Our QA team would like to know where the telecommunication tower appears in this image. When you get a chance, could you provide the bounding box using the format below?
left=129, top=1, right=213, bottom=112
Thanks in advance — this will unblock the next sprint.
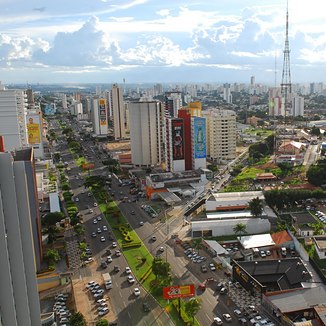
left=281, top=0, right=292, bottom=116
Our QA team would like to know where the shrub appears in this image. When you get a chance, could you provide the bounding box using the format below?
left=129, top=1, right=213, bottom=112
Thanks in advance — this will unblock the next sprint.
left=124, top=235, right=133, bottom=242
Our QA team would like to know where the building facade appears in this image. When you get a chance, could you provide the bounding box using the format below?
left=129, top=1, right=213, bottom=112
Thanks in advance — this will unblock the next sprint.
left=110, top=84, right=126, bottom=139
left=202, top=109, right=236, bottom=162
left=129, top=101, right=164, bottom=167
left=0, top=150, right=42, bottom=326
left=92, top=98, right=108, bottom=136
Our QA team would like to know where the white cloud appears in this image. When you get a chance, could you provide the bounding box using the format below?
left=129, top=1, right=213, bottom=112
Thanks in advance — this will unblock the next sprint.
left=231, top=51, right=260, bottom=58
left=156, top=9, right=170, bottom=17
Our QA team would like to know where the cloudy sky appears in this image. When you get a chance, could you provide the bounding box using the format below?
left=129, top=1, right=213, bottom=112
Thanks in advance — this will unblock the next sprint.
left=1, top=0, right=326, bottom=84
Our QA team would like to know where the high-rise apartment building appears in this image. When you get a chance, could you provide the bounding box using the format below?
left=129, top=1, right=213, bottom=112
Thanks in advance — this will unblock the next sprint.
left=202, top=109, right=236, bottom=162
left=129, top=101, right=164, bottom=167
left=291, top=96, right=304, bottom=117
left=164, top=91, right=182, bottom=117
left=223, top=83, right=232, bottom=104
left=91, top=98, right=108, bottom=136
left=110, top=84, right=126, bottom=139
left=62, top=94, right=68, bottom=109
left=26, top=109, right=44, bottom=159
left=26, top=88, right=35, bottom=109
left=0, top=82, right=28, bottom=151
left=0, top=148, right=42, bottom=326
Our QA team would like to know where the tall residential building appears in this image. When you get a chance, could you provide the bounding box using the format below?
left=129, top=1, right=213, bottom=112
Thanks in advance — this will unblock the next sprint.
left=164, top=91, right=182, bottom=117
left=91, top=98, right=108, bottom=136
left=62, top=94, right=68, bottom=109
left=129, top=101, right=164, bottom=166
left=202, top=109, right=236, bottom=162
left=223, top=83, right=232, bottom=104
left=110, top=84, right=126, bottom=139
left=26, top=88, right=35, bottom=109
left=292, top=96, right=304, bottom=117
left=268, top=87, right=285, bottom=116
left=0, top=82, right=28, bottom=151
left=0, top=149, right=42, bottom=326
left=26, top=109, right=44, bottom=159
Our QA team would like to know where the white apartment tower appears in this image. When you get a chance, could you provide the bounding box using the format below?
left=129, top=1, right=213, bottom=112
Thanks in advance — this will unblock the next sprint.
left=129, top=101, right=164, bottom=166
left=91, top=98, right=108, bottom=136
left=110, top=84, right=126, bottom=139
left=223, top=83, right=233, bottom=104
left=0, top=150, right=42, bottom=326
left=291, top=96, right=304, bottom=117
left=0, top=83, right=28, bottom=151
left=202, top=109, right=236, bottom=162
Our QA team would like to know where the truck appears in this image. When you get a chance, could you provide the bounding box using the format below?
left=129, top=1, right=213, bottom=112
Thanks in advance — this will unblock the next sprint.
left=102, top=273, right=112, bottom=290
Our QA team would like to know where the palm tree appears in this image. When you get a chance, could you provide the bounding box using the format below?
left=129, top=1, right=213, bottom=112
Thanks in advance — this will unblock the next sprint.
left=248, top=197, right=263, bottom=218
left=233, top=223, right=247, bottom=240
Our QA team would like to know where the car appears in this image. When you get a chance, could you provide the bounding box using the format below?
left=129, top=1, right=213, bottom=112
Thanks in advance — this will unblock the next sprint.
left=151, top=236, right=157, bottom=241
left=216, top=282, right=224, bottom=291
left=100, top=261, right=107, bottom=269
left=130, top=211, right=135, bottom=215
left=85, top=257, right=94, bottom=264
left=114, top=265, right=120, bottom=272
left=125, top=267, right=131, bottom=274
left=223, top=314, right=232, bottom=322
left=97, top=299, right=106, bottom=305
left=158, top=247, right=164, bottom=252
left=112, top=242, right=117, bottom=248
left=100, top=236, right=105, bottom=242
left=107, top=256, right=112, bottom=263
left=143, top=302, right=150, bottom=312
left=239, top=317, right=247, bottom=325
left=97, top=216, right=102, bottom=221
left=88, top=193, right=92, bottom=197
left=220, top=287, right=228, bottom=294
left=97, top=304, right=108, bottom=312
left=94, top=291, right=105, bottom=299
left=266, top=250, right=271, bottom=256
left=213, top=316, right=223, bottom=325
left=86, top=281, right=97, bottom=289
left=127, top=275, right=135, bottom=284
left=93, top=218, right=97, bottom=224
left=115, top=250, right=121, bottom=257
left=89, top=209, right=94, bottom=214
left=97, top=227, right=102, bottom=233
left=91, top=232, right=97, bottom=238
left=75, top=197, right=79, bottom=202
left=139, top=221, right=144, bottom=226
left=209, top=263, right=216, bottom=271
left=201, top=265, right=208, bottom=273
left=98, top=307, right=109, bottom=316
left=260, top=251, right=266, bottom=258
left=234, top=309, right=242, bottom=317
left=134, top=288, right=140, bottom=296
left=103, top=225, right=107, bottom=231
left=93, top=203, right=98, bottom=207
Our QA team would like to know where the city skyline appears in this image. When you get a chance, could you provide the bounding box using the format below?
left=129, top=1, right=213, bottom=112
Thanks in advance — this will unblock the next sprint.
left=1, top=0, right=326, bottom=84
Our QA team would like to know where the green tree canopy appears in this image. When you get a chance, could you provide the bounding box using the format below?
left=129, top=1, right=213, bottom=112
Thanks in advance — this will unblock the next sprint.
left=43, top=212, right=65, bottom=226
left=184, top=297, right=202, bottom=323
left=151, top=257, right=171, bottom=279
left=96, top=319, right=109, bottom=326
left=44, top=249, right=60, bottom=264
left=307, top=160, right=326, bottom=186
left=248, top=197, right=263, bottom=218
left=233, top=223, right=247, bottom=239
left=69, top=312, right=87, bottom=326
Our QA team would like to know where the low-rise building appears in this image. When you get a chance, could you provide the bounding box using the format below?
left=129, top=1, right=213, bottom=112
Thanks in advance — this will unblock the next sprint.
left=313, top=236, right=326, bottom=260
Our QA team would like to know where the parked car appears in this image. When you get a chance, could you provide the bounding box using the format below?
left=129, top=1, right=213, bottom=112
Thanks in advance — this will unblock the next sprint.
left=134, top=288, right=140, bottom=296
left=127, top=275, right=135, bottom=284
left=223, top=314, right=232, bottom=322
left=213, top=316, right=223, bottom=325
left=201, top=265, right=208, bottom=273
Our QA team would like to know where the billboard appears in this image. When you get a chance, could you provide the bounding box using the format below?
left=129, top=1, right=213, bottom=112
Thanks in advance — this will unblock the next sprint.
left=171, top=119, right=184, bottom=160
left=99, top=99, right=107, bottom=126
left=27, top=116, right=41, bottom=144
left=163, top=284, right=195, bottom=300
left=193, top=117, right=206, bottom=159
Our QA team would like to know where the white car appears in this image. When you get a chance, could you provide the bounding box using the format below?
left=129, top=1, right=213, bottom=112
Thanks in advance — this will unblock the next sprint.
left=98, top=307, right=109, bottom=316
left=88, top=193, right=92, bottom=197
left=96, top=299, right=106, bottom=305
left=125, top=267, right=131, bottom=274
left=158, top=247, right=164, bottom=252
left=213, top=317, right=223, bottom=325
left=112, top=242, right=117, bottom=248
left=115, top=250, right=121, bottom=257
left=86, top=281, right=96, bottom=289
left=139, top=221, right=144, bottom=226
left=93, top=218, right=97, bottom=224
left=103, top=225, right=107, bottom=231
left=134, top=288, right=140, bottom=296
left=97, top=216, right=102, bottom=221
left=107, top=256, right=112, bottom=263
left=127, top=275, right=135, bottom=284
left=234, top=309, right=242, bottom=317
left=223, top=314, right=232, bottom=322
left=75, top=197, right=79, bottom=202
left=100, top=236, right=105, bottom=242
left=209, top=263, right=216, bottom=271
left=93, top=203, right=98, bottom=207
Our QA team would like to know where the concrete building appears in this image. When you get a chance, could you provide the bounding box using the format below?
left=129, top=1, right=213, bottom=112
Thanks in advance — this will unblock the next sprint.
left=291, top=95, right=305, bottom=117
left=0, top=149, right=42, bottom=326
left=0, top=82, right=28, bottom=151
left=110, top=84, right=126, bottom=139
left=313, top=236, right=326, bottom=260
left=202, top=109, right=236, bottom=162
left=91, top=98, right=108, bottom=136
left=26, top=109, right=44, bottom=159
left=61, top=94, right=67, bottom=109
left=164, top=91, right=182, bottom=117
left=129, top=101, right=164, bottom=167
left=223, top=83, right=232, bottom=104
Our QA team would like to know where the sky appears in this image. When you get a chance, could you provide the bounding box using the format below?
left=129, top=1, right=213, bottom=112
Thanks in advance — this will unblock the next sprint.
left=1, top=0, right=326, bottom=84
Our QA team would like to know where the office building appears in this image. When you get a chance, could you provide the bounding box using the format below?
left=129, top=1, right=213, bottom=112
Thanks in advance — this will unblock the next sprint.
left=223, top=83, right=232, bottom=104
left=0, top=149, right=42, bottom=326
left=129, top=101, right=164, bottom=167
left=110, top=84, right=126, bottom=139
left=91, top=98, right=108, bottom=136
left=202, top=109, right=236, bottom=162
left=0, top=82, right=28, bottom=151
left=164, top=91, right=182, bottom=117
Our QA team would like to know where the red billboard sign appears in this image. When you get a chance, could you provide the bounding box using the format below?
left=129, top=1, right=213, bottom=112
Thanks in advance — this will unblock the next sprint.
left=163, top=284, right=195, bottom=299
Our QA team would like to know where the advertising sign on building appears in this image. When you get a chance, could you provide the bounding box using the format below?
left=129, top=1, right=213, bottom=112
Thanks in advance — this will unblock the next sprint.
left=193, top=117, right=206, bottom=159
left=163, top=284, right=195, bottom=300
left=171, top=119, right=184, bottom=160
left=99, top=99, right=107, bottom=126
left=27, top=116, right=41, bottom=144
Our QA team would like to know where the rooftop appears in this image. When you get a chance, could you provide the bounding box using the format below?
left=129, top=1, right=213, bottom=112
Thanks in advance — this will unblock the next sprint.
left=291, top=212, right=317, bottom=225
left=271, top=230, right=292, bottom=246
left=313, top=236, right=326, bottom=251
left=239, top=233, right=275, bottom=249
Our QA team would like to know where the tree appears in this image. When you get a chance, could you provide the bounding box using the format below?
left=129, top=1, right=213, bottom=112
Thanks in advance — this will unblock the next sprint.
left=74, top=224, right=85, bottom=236
left=151, top=257, right=171, bottom=279
left=308, top=222, right=324, bottom=235
left=46, top=225, right=60, bottom=244
left=69, top=312, right=86, bottom=326
left=96, top=320, right=109, bottom=326
left=43, top=212, right=65, bottom=226
left=44, top=249, right=60, bottom=265
left=248, top=197, right=263, bottom=218
left=233, top=223, right=247, bottom=240
left=184, top=297, right=202, bottom=323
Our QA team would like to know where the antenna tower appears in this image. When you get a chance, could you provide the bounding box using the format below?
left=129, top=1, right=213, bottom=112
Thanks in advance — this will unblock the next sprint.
left=281, top=0, right=292, bottom=118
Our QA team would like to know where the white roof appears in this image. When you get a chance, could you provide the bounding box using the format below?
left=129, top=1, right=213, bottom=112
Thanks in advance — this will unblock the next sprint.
left=207, top=211, right=253, bottom=219
left=239, top=233, right=275, bottom=249
left=203, top=240, right=228, bottom=255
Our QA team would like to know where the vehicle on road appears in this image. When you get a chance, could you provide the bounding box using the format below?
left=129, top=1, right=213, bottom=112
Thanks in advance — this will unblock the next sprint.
left=102, top=273, right=112, bottom=290
left=97, top=216, right=102, bottom=221
left=101, top=261, right=107, bottom=269
left=151, top=236, right=157, bottom=241
left=139, top=221, right=144, bottom=226
left=114, top=265, right=120, bottom=272
left=234, top=309, right=242, bottom=317
left=103, top=225, right=107, bottom=231
left=143, top=302, right=150, bottom=312
left=201, top=265, right=208, bottom=273
left=127, top=275, right=135, bottom=284
left=158, top=247, right=164, bottom=252
left=125, top=267, right=131, bottom=274
left=91, top=232, right=97, bottom=238
left=93, top=218, right=97, bottom=224
left=100, top=236, right=105, bottom=242
left=98, top=307, right=109, bottom=316
left=223, top=314, right=232, bottom=322
left=213, top=316, right=223, bottom=325
left=115, top=250, right=121, bottom=257
left=134, top=288, right=140, bottom=296
left=93, top=203, right=98, bottom=207
left=130, top=211, right=135, bottom=215
left=220, top=287, right=228, bottom=294
left=209, top=263, right=216, bottom=271
left=112, top=242, right=117, bottom=248
left=89, top=209, right=94, bottom=214
left=97, top=227, right=102, bottom=233
left=107, top=256, right=112, bottom=263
